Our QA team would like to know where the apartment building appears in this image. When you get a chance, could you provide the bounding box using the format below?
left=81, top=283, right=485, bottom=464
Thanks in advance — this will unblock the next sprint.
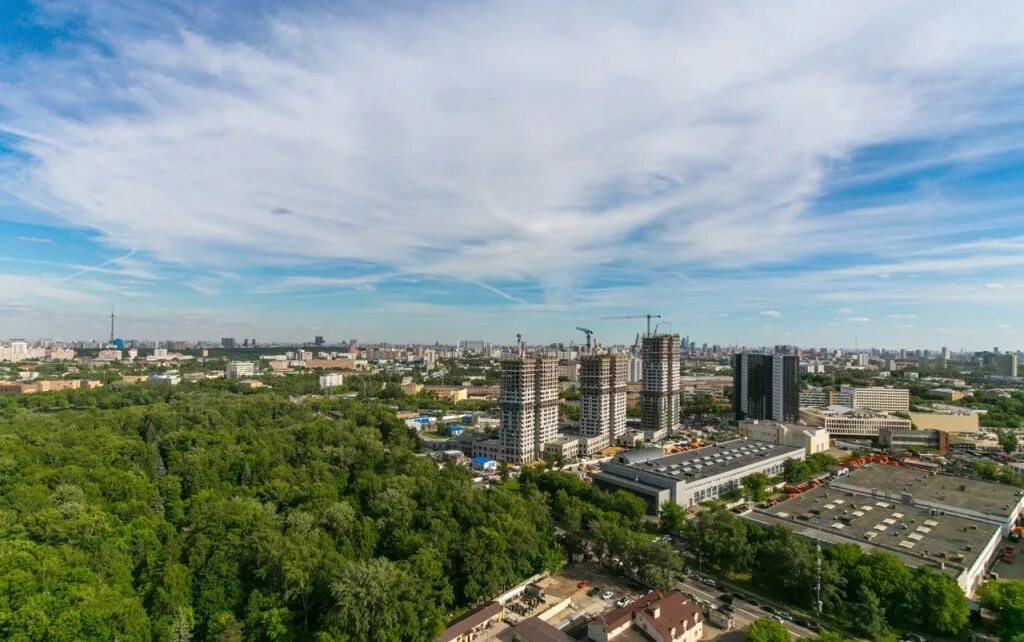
left=839, top=386, right=910, bottom=413
left=226, top=361, right=258, bottom=379
left=499, top=356, right=558, bottom=465
left=579, top=353, right=627, bottom=454
left=733, top=353, right=799, bottom=422
left=640, top=335, right=680, bottom=437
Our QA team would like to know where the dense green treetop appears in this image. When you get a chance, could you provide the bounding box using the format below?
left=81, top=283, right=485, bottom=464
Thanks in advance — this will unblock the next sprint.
left=0, top=385, right=558, bottom=641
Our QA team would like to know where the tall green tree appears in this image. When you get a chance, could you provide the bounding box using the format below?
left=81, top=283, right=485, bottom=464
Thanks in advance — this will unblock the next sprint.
left=746, top=618, right=790, bottom=642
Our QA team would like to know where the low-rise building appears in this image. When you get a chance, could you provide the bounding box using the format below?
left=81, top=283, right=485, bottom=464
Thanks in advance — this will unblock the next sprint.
left=226, top=361, right=258, bottom=379
left=470, top=457, right=498, bottom=473
left=739, top=420, right=830, bottom=456
left=318, top=372, right=344, bottom=390
left=948, top=432, right=1002, bottom=453
left=593, top=438, right=804, bottom=513
left=438, top=601, right=503, bottom=642
left=424, top=386, right=469, bottom=403
left=512, top=617, right=574, bottom=642
left=148, top=373, right=181, bottom=385
left=588, top=590, right=702, bottom=642
left=909, top=411, right=980, bottom=434
left=878, top=427, right=947, bottom=453
left=929, top=388, right=965, bottom=401
left=96, top=349, right=122, bottom=362
left=543, top=438, right=579, bottom=462
left=800, top=405, right=911, bottom=438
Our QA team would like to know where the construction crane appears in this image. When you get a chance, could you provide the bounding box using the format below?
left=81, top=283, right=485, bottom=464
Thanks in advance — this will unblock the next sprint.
left=575, top=327, right=594, bottom=351
left=601, top=313, right=662, bottom=337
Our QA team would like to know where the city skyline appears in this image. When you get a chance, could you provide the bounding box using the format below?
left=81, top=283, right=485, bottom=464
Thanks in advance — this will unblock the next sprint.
left=3, top=2, right=1024, bottom=346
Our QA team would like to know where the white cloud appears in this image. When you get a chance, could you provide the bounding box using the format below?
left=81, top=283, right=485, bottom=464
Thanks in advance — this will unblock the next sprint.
left=17, top=236, right=53, bottom=243
left=887, top=314, right=916, bottom=319
left=760, top=310, right=783, bottom=318
left=985, top=283, right=1005, bottom=289
left=847, top=317, right=871, bottom=323
left=2, top=1, right=1024, bottom=299
left=998, top=323, right=1012, bottom=330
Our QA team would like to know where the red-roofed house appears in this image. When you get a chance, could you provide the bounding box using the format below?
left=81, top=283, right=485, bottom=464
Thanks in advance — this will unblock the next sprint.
left=588, top=591, right=702, bottom=642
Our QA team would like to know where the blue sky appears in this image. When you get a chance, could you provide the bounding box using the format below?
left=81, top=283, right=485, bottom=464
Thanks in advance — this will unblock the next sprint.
left=2, top=1, right=1024, bottom=348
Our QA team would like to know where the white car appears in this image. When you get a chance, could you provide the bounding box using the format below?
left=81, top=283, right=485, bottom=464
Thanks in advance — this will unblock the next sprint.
left=601, top=591, right=614, bottom=600
left=615, top=597, right=631, bottom=608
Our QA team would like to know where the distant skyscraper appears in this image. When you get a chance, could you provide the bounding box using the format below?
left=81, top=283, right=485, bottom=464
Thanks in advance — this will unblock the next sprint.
left=627, top=356, right=643, bottom=383
left=579, top=353, right=627, bottom=453
left=982, top=351, right=1018, bottom=377
left=640, top=335, right=681, bottom=435
left=499, top=355, right=558, bottom=464
left=314, top=335, right=325, bottom=348
left=459, top=339, right=488, bottom=354
left=733, top=353, right=799, bottom=422
left=221, top=337, right=236, bottom=349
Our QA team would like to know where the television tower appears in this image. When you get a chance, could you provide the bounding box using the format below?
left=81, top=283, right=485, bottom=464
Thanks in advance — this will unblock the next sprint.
left=110, top=304, right=115, bottom=344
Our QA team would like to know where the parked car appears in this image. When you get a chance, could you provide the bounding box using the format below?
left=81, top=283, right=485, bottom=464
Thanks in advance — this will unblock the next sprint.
left=701, top=578, right=717, bottom=587
left=615, top=597, right=632, bottom=608
left=747, top=598, right=760, bottom=608
left=601, top=591, right=614, bottom=600
left=763, top=606, right=777, bottom=615
left=779, top=611, right=793, bottom=621
left=773, top=615, right=785, bottom=624
left=732, top=593, right=745, bottom=601
left=721, top=603, right=735, bottom=614
left=901, top=635, right=926, bottom=642
left=587, top=587, right=601, bottom=597
left=719, top=593, right=734, bottom=604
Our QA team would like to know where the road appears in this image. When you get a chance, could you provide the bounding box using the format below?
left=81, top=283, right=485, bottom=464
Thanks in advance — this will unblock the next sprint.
left=675, top=576, right=821, bottom=639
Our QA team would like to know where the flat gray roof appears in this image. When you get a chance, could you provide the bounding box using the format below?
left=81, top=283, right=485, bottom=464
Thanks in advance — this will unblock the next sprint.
left=748, top=484, right=1000, bottom=581
left=610, top=438, right=802, bottom=483
left=833, top=464, right=1024, bottom=519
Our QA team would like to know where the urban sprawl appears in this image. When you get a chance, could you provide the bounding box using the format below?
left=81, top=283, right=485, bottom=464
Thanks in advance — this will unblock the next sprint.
left=3, top=329, right=1024, bottom=642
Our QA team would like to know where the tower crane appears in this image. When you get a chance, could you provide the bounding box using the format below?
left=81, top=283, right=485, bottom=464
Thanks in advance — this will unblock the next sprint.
left=575, top=327, right=594, bottom=351
left=601, top=313, right=662, bottom=337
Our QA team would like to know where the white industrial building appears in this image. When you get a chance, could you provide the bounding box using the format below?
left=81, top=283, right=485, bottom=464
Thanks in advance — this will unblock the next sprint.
left=800, top=405, right=911, bottom=438
left=739, top=420, right=830, bottom=456
left=593, top=438, right=805, bottom=513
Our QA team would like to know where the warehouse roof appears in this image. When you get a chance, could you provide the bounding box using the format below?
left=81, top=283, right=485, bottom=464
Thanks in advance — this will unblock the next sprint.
left=747, top=483, right=999, bottom=582
left=608, top=438, right=802, bottom=483
left=832, top=464, right=1024, bottom=520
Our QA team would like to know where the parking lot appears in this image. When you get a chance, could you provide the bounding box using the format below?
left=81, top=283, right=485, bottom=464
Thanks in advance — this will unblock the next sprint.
left=541, top=561, right=649, bottom=629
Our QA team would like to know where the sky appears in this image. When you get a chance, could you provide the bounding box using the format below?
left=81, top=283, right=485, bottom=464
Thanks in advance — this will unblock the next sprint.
left=1, top=1, right=1024, bottom=348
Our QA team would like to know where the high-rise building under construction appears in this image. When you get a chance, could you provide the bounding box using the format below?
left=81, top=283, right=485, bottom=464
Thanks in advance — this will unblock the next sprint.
left=579, top=353, right=627, bottom=454
left=640, top=335, right=680, bottom=436
left=499, top=355, right=559, bottom=464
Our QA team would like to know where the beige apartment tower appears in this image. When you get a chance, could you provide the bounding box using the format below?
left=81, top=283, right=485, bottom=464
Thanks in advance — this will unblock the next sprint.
left=641, top=335, right=681, bottom=436
left=579, top=353, right=627, bottom=454
left=499, top=356, right=559, bottom=464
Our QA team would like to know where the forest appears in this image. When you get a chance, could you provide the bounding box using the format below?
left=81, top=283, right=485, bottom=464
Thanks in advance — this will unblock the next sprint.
left=0, top=384, right=561, bottom=641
